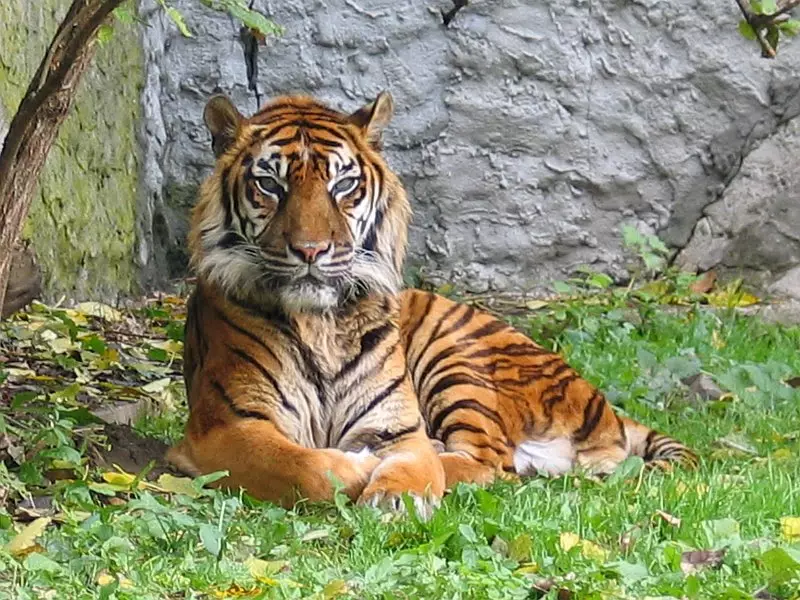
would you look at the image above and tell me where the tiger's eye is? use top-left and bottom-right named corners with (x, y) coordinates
top-left (332, 177), bottom-right (359, 197)
top-left (255, 176), bottom-right (285, 198)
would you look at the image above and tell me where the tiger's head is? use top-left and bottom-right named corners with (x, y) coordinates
top-left (189, 92), bottom-right (410, 313)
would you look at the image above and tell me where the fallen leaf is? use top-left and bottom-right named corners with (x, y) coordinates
top-left (525, 300), bottom-right (549, 310)
top-left (619, 525), bottom-right (642, 553)
top-left (514, 563), bottom-right (539, 576)
top-left (3, 517), bottom-right (52, 556)
top-left (689, 270), bottom-right (717, 294)
top-left (786, 376), bottom-right (800, 388)
top-left (530, 578), bottom-right (572, 599)
top-left (655, 509), bottom-right (681, 527)
top-left (680, 549), bottom-right (726, 575)
top-left (245, 557), bottom-right (289, 580)
top-left (559, 532), bottom-right (580, 552)
top-left (156, 473), bottom-right (199, 498)
top-left (211, 584), bottom-right (263, 598)
top-left (713, 433), bottom-right (759, 456)
top-left (508, 533), bottom-right (533, 562)
top-left (74, 301), bottom-right (123, 322)
top-left (579, 539), bottom-right (608, 562)
top-left (780, 516), bottom-right (800, 541)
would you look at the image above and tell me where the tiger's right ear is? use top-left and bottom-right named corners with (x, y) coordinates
top-left (204, 95), bottom-right (243, 157)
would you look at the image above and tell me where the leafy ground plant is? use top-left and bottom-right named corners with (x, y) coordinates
top-left (1, 278), bottom-right (800, 598)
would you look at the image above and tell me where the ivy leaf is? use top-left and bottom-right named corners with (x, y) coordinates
top-left (165, 7), bottom-right (192, 37)
top-left (199, 523), bottom-right (222, 558)
top-left (779, 19), bottom-right (800, 35)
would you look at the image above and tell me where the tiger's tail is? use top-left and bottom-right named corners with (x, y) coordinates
top-left (621, 416), bottom-right (699, 469)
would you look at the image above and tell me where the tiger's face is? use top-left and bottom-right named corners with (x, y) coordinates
top-left (190, 93), bottom-right (410, 313)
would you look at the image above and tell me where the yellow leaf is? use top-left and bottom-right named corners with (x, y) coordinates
top-left (780, 516), bottom-right (800, 540)
top-left (48, 337), bottom-right (76, 354)
top-left (559, 531), bottom-right (580, 552)
top-left (74, 301), bottom-right (123, 322)
top-left (102, 471), bottom-right (137, 487)
top-left (211, 584), bottom-right (262, 598)
top-left (245, 557), bottom-right (288, 581)
top-left (97, 573), bottom-right (115, 586)
top-left (514, 562), bottom-right (540, 575)
top-left (149, 339), bottom-right (183, 354)
top-left (3, 517), bottom-right (52, 556)
top-left (321, 579), bottom-right (348, 599)
top-left (142, 377), bottom-right (172, 394)
top-left (525, 300), bottom-right (549, 310)
top-left (711, 329), bottom-right (726, 350)
top-left (155, 473), bottom-right (199, 498)
top-left (579, 540), bottom-right (608, 562)
top-left (772, 448), bottom-right (792, 462)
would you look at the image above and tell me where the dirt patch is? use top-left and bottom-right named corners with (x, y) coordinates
top-left (90, 423), bottom-right (178, 479)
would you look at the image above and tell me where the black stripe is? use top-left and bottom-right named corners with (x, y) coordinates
top-left (404, 293), bottom-right (436, 364)
top-left (643, 430), bottom-right (658, 461)
top-left (211, 380), bottom-right (271, 421)
top-left (573, 391), bottom-right (606, 443)
top-left (412, 303), bottom-right (472, 384)
top-left (439, 422), bottom-right (488, 443)
top-left (362, 205), bottom-right (384, 252)
top-left (336, 322), bottom-right (394, 380)
top-left (215, 308), bottom-right (281, 367)
top-left (338, 376), bottom-right (405, 442)
top-left (428, 372), bottom-right (495, 399)
top-left (429, 398), bottom-right (508, 439)
top-left (463, 342), bottom-right (548, 359)
top-left (229, 347), bottom-right (299, 418)
top-left (372, 420), bottom-right (422, 448)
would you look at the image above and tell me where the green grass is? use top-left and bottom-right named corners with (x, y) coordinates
top-left (2, 296), bottom-right (800, 599)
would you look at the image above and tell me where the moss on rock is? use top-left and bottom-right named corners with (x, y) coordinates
top-left (0, 2), bottom-right (142, 301)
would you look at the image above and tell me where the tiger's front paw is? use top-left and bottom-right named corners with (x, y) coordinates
top-left (358, 486), bottom-right (440, 521)
top-left (355, 453), bottom-right (444, 520)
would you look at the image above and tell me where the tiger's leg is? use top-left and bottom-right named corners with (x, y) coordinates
top-left (620, 416), bottom-right (699, 470)
top-left (427, 401), bottom-right (515, 488)
top-left (567, 388), bottom-right (631, 475)
top-left (167, 417), bottom-right (379, 506)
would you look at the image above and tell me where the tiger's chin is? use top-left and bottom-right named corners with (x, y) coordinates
top-left (278, 280), bottom-right (341, 313)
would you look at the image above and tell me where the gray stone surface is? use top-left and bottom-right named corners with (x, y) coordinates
top-left (677, 119), bottom-right (800, 300)
top-left (137, 0), bottom-right (800, 295)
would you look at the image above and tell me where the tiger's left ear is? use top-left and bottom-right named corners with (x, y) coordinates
top-left (348, 91), bottom-right (394, 148)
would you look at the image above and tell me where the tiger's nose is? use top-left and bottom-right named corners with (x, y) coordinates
top-left (288, 241), bottom-right (332, 264)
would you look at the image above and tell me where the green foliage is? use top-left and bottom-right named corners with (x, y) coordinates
top-left (198, 0), bottom-right (283, 36)
top-left (737, 0), bottom-right (800, 56)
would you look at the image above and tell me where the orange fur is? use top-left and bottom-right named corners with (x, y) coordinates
top-left (401, 290), bottom-right (698, 488)
top-left (168, 93), bottom-right (444, 511)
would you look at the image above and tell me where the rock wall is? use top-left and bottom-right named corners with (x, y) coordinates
top-left (138, 0), bottom-right (800, 298)
top-left (0, 2), bottom-right (143, 302)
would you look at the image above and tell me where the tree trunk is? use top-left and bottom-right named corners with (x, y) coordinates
top-left (0, 0), bottom-right (124, 317)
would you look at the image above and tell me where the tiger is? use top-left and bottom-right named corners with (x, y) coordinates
top-left (166, 91), bottom-right (445, 515)
top-left (401, 289), bottom-right (699, 488)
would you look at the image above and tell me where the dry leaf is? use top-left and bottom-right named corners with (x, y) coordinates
top-left (579, 540), bottom-right (608, 562)
top-left (530, 578), bottom-right (573, 599)
top-left (689, 270), bottom-right (717, 294)
top-left (245, 557), bottom-right (289, 580)
top-left (655, 509), bottom-right (681, 527)
top-left (156, 473), bottom-right (199, 498)
top-left (679, 549), bottom-right (726, 575)
top-left (74, 301), bottom-right (123, 322)
top-left (559, 532), bottom-right (580, 552)
top-left (525, 300), bottom-right (549, 310)
top-left (780, 516), bottom-right (800, 540)
top-left (3, 517), bottom-right (52, 556)
top-left (619, 525), bottom-right (642, 553)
